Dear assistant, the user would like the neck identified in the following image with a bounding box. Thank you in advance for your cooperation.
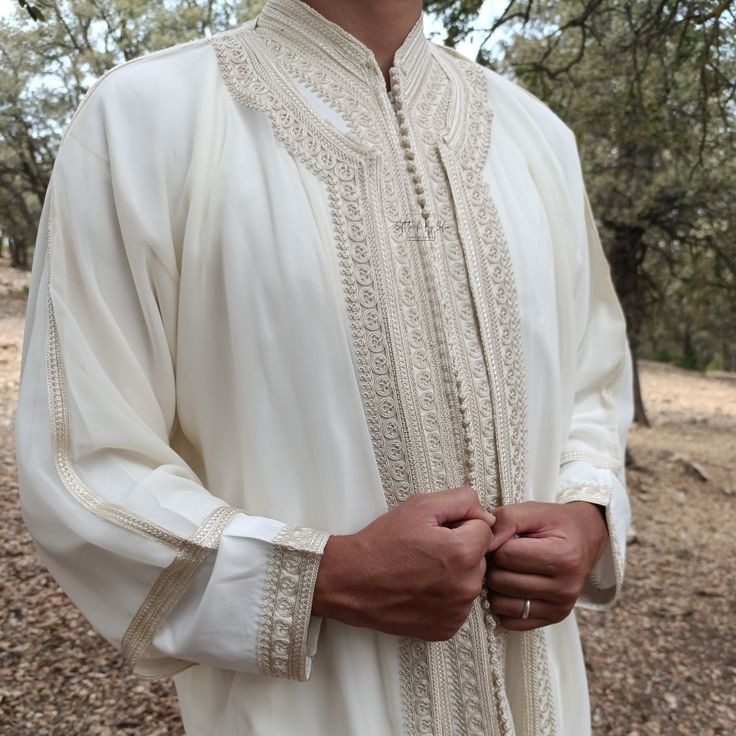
[301,0,422,85]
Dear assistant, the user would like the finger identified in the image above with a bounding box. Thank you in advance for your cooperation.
[487,593,560,621]
[492,536,564,576]
[486,502,551,552]
[486,567,564,602]
[453,518,494,553]
[497,616,549,631]
[426,487,495,528]
[443,517,495,554]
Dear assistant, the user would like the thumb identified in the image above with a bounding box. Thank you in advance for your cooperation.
[425,487,495,528]
[486,502,546,552]
[452,518,494,554]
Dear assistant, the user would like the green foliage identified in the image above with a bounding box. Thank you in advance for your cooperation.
[423,0,485,47]
[0,0,264,266]
[678,332,700,370]
[3,0,735,386]
[467,0,735,379]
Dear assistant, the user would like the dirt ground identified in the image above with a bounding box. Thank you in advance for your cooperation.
[0,255,733,735]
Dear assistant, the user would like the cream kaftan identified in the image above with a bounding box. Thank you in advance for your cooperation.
[16,1,633,734]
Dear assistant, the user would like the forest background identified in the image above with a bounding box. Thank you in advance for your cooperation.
[1,0,735,424]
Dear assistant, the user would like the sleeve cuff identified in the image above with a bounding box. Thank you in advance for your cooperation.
[256,525,331,681]
[555,460,630,610]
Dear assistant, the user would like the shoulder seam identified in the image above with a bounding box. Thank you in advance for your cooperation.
[59,35,212,148]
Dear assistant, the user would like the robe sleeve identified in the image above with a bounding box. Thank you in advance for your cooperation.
[15,85,330,682]
[554,165,634,609]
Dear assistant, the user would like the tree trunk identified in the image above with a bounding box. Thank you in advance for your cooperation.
[9,238,28,269]
[605,223,651,426]
[631,348,650,427]
[723,340,736,373]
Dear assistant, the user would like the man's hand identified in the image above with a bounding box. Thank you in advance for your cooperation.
[485,501,608,631]
[313,487,495,642]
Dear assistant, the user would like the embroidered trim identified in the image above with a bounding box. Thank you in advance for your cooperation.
[436,62,528,509]
[608,498,625,590]
[413,57,500,512]
[256,525,329,680]
[257,0,432,97]
[46,206,196,550]
[555,482,625,601]
[437,55,562,736]
[525,628,558,736]
[587,499,624,601]
[121,505,242,671]
[555,481,612,507]
[437,55,557,736]
[211,18,529,734]
[44,205,248,674]
[560,449,622,472]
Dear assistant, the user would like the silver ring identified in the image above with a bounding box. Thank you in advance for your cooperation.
[521,598,531,620]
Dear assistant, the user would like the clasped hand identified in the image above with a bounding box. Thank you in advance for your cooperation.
[485,500,609,631]
[312,489,608,641]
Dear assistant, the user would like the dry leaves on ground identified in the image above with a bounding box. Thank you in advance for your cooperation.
[0,259,734,735]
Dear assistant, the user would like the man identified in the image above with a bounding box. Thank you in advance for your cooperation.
[16,0,633,734]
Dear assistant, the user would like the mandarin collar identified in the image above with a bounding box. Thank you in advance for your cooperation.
[255,0,433,97]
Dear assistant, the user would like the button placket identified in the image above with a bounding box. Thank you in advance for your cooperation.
[389,67,431,226]
[389,70,503,634]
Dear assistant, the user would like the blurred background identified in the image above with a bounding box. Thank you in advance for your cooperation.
[0,1,733,734]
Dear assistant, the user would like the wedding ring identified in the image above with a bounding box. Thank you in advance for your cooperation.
[521,598,531,620]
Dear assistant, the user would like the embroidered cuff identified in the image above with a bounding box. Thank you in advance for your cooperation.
[257,525,330,681]
[554,462,629,609]
[121,505,246,678]
[559,449,621,473]
[555,481,612,508]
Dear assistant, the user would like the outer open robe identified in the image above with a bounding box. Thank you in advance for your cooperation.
[16,1,633,734]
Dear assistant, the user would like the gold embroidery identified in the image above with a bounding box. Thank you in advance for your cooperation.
[256,525,330,680]
[45,206,248,675]
[555,482,625,603]
[212,6,557,731]
[121,505,243,672]
[250,19,509,736]
[606,498,625,594]
[46,206,198,550]
[560,450,622,472]
[437,55,560,736]
[556,482,612,507]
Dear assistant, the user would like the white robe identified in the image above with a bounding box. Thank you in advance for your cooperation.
[16,1,633,734]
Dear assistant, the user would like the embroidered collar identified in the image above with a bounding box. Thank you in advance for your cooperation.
[255,0,433,98]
